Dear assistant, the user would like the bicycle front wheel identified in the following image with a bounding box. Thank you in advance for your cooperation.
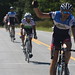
[25,50,30,63]
[56,65,63,75]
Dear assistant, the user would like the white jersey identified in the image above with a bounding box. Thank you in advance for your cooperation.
[21,18,35,28]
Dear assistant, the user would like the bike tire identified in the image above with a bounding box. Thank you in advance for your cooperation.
[11,37,14,42]
[25,50,30,63]
[10,27,15,42]
[26,39,31,63]
[56,64,63,75]
[27,51,30,63]
[25,51,27,61]
[24,45,30,63]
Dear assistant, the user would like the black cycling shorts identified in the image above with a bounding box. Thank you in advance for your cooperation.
[51,26,71,50]
[24,28,32,36]
[9,17,16,25]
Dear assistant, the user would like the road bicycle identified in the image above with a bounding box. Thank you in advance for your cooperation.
[51,42,75,75]
[56,43,69,75]
[10,26,15,42]
[23,34,32,63]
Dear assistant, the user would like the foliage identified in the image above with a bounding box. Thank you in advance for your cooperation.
[36,19,53,28]
[0,0,75,27]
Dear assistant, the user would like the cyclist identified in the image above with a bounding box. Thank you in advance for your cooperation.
[7,6,19,40]
[32,1,75,75]
[20,12,37,58]
[3,14,8,31]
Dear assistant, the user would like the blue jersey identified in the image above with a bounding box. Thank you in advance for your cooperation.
[7,12,17,24]
[50,11,75,35]
[8,12,16,17]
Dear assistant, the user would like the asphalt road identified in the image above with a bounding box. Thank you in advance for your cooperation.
[0,28,75,75]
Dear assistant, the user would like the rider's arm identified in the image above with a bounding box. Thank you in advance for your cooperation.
[20,23,24,36]
[32,25,37,36]
[3,14,9,23]
[71,26,75,42]
[33,8,50,18]
[32,1,51,19]
[33,25,37,39]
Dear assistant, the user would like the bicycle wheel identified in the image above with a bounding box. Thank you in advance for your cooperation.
[11,34,14,42]
[56,64,63,75]
[24,41,30,63]
[25,49,28,61]
[25,49,30,63]
[27,50,30,63]
[26,39,31,63]
[63,67,70,75]
[10,29,15,42]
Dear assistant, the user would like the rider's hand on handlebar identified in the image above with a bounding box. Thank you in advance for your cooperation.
[32,0,39,8]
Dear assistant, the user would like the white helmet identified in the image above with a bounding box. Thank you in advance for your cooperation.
[10,6,14,9]
[60,3,73,11]
[24,12,32,19]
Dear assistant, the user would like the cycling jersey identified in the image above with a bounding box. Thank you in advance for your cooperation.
[7,12,17,25]
[21,18,35,28]
[49,11,75,50]
[49,11,75,35]
[50,11,75,29]
[21,18,35,36]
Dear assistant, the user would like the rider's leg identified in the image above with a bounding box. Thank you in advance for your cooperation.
[12,25,15,37]
[8,25,10,33]
[30,37,32,53]
[63,40,72,74]
[50,50,59,75]
[63,40,72,64]
[29,37,33,58]
[20,28,25,46]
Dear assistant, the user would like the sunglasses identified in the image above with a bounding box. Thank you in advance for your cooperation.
[26,16,31,19]
[63,11,70,14]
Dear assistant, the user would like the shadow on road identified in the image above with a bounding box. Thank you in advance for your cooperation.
[13,41,21,43]
[30,61,50,65]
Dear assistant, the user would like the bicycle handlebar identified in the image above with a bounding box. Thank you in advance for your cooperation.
[70,49,75,52]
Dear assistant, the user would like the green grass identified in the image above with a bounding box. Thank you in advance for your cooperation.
[0,25,53,32]
[36,27,53,32]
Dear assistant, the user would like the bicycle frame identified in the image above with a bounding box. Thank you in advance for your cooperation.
[23,34,32,63]
[56,43,69,75]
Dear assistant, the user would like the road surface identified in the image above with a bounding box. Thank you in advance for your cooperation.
[0,28,75,75]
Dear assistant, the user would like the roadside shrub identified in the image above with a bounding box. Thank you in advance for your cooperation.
[35,19,53,28]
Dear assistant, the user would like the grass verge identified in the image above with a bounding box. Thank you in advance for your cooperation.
[36,27,53,32]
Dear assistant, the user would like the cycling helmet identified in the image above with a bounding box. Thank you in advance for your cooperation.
[10,6,14,9]
[60,3,73,11]
[24,12,32,19]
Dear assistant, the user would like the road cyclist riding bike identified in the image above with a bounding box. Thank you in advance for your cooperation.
[32,1,75,75]
[3,14,9,31]
[7,6,19,41]
[20,12,37,58]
